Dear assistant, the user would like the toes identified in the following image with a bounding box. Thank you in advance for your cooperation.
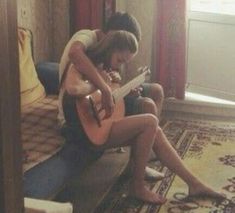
[136,193,167,204]
[142,196,166,204]
[155,195,167,204]
[129,190,167,204]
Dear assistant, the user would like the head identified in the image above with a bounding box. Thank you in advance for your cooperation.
[104,12,141,42]
[87,30,138,70]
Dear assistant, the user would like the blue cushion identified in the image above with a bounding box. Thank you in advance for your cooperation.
[36,62,59,95]
[24,142,101,199]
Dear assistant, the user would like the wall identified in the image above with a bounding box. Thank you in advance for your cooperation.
[17,0,156,69]
[51,0,70,62]
[17,0,70,63]
[116,0,156,79]
[116,0,126,12]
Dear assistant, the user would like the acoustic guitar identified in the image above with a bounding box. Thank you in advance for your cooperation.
[76,66,150,145]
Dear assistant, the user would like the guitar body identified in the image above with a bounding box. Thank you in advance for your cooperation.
[76,83,125,146]
[72,64,149,146]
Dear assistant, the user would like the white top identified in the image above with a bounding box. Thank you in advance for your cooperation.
[58,30,98,127]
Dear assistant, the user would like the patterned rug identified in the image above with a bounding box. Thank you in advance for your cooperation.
[96,118,235,213]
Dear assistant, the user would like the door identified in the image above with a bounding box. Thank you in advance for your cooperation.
[0,0,24,212]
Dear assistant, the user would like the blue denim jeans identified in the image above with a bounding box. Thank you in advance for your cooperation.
[36,62,59,95]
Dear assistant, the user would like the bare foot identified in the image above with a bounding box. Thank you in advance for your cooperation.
[130,184,167,204]
[188,183,226,200]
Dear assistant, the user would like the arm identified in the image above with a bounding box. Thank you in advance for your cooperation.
[68,41,110,93]
[64,67,96,97]
[67,39,114,117]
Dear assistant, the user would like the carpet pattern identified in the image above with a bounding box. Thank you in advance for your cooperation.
[21,96,64,172]
[96,118,235,213]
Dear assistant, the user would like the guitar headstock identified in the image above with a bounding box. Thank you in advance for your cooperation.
[137,66,151,75]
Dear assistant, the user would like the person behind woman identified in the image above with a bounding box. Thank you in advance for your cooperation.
[61,30,224,204]
[58,12,164,180]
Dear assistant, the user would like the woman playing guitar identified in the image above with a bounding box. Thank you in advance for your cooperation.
[60,30,225,204]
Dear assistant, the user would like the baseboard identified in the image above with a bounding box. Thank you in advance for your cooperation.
[163,98,235,119]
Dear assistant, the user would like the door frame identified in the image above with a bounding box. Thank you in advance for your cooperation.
[0,0,24,212]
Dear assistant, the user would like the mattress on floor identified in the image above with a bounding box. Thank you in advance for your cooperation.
[21,95,64,173]
[22,96,101,199]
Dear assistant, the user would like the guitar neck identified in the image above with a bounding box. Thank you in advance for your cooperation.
[112,70,148,101]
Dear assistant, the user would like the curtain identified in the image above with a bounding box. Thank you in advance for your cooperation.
[152,0,186,99]
[71,0,116,33]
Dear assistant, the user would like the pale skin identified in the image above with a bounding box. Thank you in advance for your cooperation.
[68,30,115,118]
[68,30,164,124]
[63,49,225,204]
[68,30,165,176]
[134,83,164,118]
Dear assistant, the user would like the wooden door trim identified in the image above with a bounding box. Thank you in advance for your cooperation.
[0,0,24,212]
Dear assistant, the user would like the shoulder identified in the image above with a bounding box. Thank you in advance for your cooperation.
[70,29,98,49]
[72,29,97,42]
[94,29,105,41]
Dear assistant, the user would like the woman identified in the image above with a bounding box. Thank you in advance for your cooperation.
[60,31,224,204]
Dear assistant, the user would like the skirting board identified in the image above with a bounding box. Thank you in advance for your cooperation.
[163,98,235,119]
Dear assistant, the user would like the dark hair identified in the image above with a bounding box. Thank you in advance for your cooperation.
[104,12,141,42]
[87,30,138,68]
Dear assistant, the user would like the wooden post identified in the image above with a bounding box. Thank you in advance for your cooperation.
[0,0,24,212]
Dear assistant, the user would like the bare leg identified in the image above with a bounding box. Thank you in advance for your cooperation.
[137,97,158,116]
[141,83,164,118]
[152,128,225,199]
[104,114,166,204]
[128,98,165,180]
[128,88,164,179]
[130,84,224,199]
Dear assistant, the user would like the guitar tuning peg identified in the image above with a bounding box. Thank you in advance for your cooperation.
[146,68,151,75]
[143,66,151,73]
[138,66,147,73]
[137,67,143,73]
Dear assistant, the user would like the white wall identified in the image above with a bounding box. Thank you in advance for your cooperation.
[116,0,156,79]
[116,0,126,12]
[17,0,70,62]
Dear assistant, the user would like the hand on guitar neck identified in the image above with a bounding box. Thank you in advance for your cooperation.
[76,66,150,145]
[127,66,150,97]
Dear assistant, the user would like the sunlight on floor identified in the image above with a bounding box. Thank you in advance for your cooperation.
[185,92,235,106]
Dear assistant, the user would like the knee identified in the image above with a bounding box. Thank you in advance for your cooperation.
[143,113,159,129]
[156,126,164,138]
[139,97,156,112]
[150,83,164,100]
[139,114,159,144]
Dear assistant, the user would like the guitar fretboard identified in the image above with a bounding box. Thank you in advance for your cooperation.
[112,69,149,101]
